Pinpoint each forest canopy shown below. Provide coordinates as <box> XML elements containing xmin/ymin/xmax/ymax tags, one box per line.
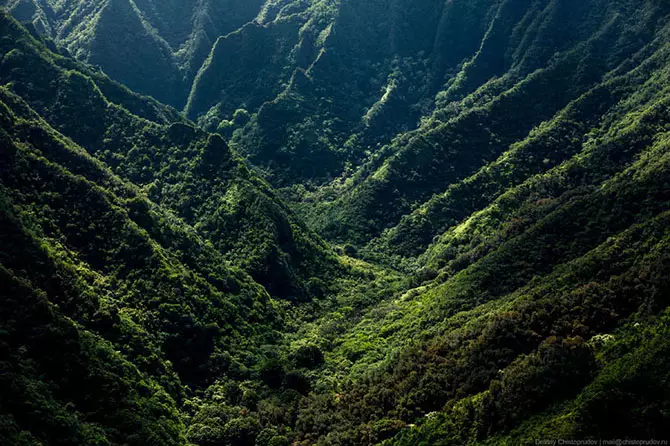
<box><xmin>1</xmin><ymin>0</ymin><xmax>670</xmax><ymax>444</ymax></box>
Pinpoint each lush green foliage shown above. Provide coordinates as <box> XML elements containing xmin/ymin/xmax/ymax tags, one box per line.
<box><xmin>2</xmin><ymin>0</ymin><xmax>670</xmax><ymax>445</ymax></box>
<box><xmin>1</xmin><ymin>0</ymin><xmax>265</xmax><ymax>106</ymax></box>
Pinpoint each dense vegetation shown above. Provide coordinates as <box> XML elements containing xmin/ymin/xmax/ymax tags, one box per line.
<box><xmin>2</xmin><ymin>0</ymin><xmax>670</xmax><ymax>445</ymax></box>
<box><xmin>1</xmin><ymin>0</ymin><xmax>265</xmax><ymax>106</ymax></box>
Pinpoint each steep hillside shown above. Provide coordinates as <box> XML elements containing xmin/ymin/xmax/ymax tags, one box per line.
<box><xmin>0</xmin><ymin>12</ymin><xmax>341</xmax><ymax>300</ymax></box>
<box><xmin>2</xmin><ymin>1</ymin><xmax>670</xmax><ymax>445</ymax></box>
<box><xmin>290</xmin><ymin>68</ymin><xmax>670</xmax><ymax>443</ymax></box>
<box><xmin>0</xmin><ymin>84</ymin><xmax>275</xmax><ymax>443</ymax></box>
<box><xmin>1</xmin><ymin>0</ymin><xmax>265</xmax><ymax>106</ymax></box>
<box><xmin>0</xmin><ymin>11</ymin><xmax>376</xmax><ymax>445</ymax></box>
<box><xmin>191</xmin><ymin>0</ymin><xmax>463</xmax><ymax>183</ymax></box>
<box><xmin>300</xmin><ymin>0</ymin><xmax>670</xmax><ymax>246</ymax></box>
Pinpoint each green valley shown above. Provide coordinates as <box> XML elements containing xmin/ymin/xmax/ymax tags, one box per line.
<box><xmin>1</xmin><ymin>1</ymin><xmax>670</xmax><ymax>445</ymax></box>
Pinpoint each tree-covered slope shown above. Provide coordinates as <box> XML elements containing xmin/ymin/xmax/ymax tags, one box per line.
<box><xmin>289</xmin><ymin>89</ymin><xmax>670</xmax><ymax>443</ymax></box>
<box><xmin>1</xmin><ymin>0</ymin><xmax>265</xmax><ymax>106</ymax></box>
<box><xmin>0</xmin><ymin>11</ymin><xmax>390</xmax><ymax>445</ymax></box>
<box><xmin>191</xmin><ymin>0</ymin><xmax>480</xmax><ymax>183</ymax></box>
<box><xmin>299</xmin><ymin>0</ymin><xmax>670</xmax><ymax>247</ymax></box>
<box><xmin>0</xmin><ymin>83</ymin><xmax>281</xmax><ymax>443</ymax></box>
<box><xmin>0</xmin><ymin>12</ymin><xmax>341</xmax><ymax>300</ymax></box>
<box><xmin>2</xmin><ymin>1</ymin><xmax>670</xmax><ymax>445</ymax></box>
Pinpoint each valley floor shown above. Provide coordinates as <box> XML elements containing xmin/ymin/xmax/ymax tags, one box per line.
<box><xmin>2</xmin><ymin>0</ymin><xmax>670</xmax><ymax>444</ymax></box>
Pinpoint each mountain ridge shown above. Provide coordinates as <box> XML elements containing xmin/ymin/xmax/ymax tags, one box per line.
<box><xmin>2</xmin><ymin>1</ymin><xmax>670</xmax><ymax>445</ymax></box>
